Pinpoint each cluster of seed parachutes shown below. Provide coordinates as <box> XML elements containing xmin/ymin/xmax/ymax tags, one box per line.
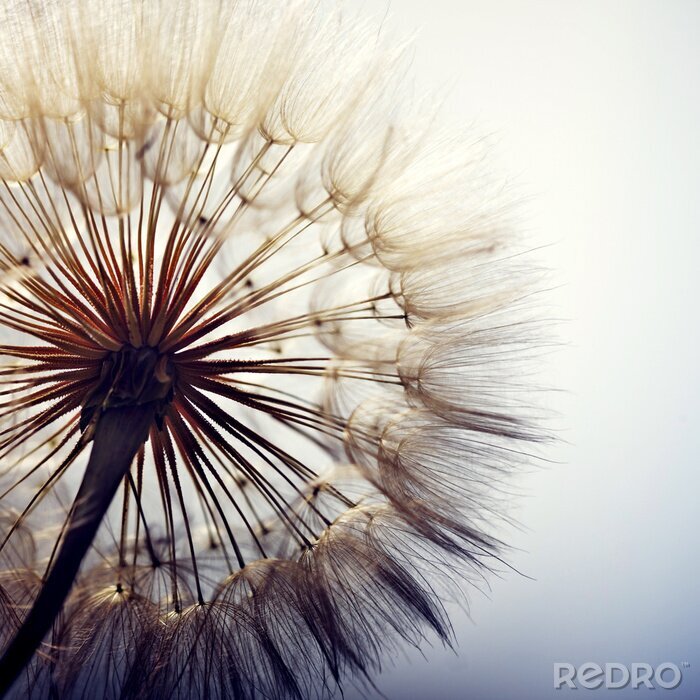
<box><xmin>0</xmin><ymin>2</ymin><xmax>545</xmax><ymax>698</ymax></box>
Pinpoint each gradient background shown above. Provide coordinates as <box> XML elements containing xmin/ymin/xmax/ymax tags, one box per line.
<box><xmin>343</xmin><ymin>1</ymin><xmax>700</xmax><ymax>698</ymax></box>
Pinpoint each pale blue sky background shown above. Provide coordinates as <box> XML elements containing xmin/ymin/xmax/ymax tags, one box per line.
<box><xmin>343</xmin><ymin>1</ymin><xmax>700</xmax><ymax>698</ymax></box>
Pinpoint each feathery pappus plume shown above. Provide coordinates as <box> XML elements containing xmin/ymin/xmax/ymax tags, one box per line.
<box><xmin>0</xmin><ymin>1</ymin><xmax>547</xmax><ymax>697</ymax></box>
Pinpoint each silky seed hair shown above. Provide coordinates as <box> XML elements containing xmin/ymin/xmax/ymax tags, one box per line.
<box><xmin>0</xmin><ymin>1</ymin><xmax>547</xmax><ymax>698</ymax></box>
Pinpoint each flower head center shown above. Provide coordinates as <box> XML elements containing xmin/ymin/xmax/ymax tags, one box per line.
<box><xmin>80</xmin><ymin>345</ymin><xmax>175</xmax><ymax>432</ymax></box>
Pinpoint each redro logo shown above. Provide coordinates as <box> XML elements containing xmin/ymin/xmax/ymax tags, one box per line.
<box><xmin>554</xmin><ymin>662</ymin><xmax>683</xmax><ymax>690</ymax></box>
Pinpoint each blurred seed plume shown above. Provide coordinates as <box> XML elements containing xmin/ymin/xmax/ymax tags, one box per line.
<box><xmin>0</xmin><ymin>1</ymin><xmax>547</xmax><ymax>698</ymax></box>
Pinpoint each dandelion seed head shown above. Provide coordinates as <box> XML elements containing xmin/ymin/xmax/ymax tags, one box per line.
<box><xmin>0</xmin><ymin>1</ymin><xmax>547</xmax><ymax>698</ymax></box>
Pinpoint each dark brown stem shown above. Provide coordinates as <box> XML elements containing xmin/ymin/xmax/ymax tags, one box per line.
<box><xmin>0</xmin><ymin>404</ymin><xmax>155</xmax><ymax>698</ymax></box>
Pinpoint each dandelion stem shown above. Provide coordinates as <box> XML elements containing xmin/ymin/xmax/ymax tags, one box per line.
<box><xmin>0</xmin><ymin>403</ymin><xmax>155</xmax><ymax>698</ymax></box>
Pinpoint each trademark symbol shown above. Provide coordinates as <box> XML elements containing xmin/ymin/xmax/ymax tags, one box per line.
<box><xmin>681</xmin><ymin>661</ymin><xmax>690</xmax><ymax>668</ymax></box>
